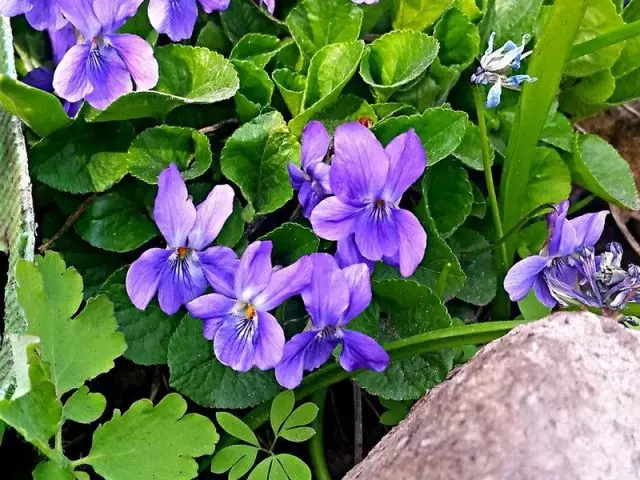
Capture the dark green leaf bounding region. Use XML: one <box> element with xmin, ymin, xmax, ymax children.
<box><xmin>168</xmin><ymin>315</ymin><xmax>280</xmax><ymax>409</ymax></box>
<box><xmin>470</xmin><ymin>182</ymin><xmax>487</xmax><ymax>219</ymax></box>
<box><xmin>518</xmin><ymin>290</ymin><xmax>552</xmax><ymax>320</ymax></box>
<box><xmin>260</xmin><ymin>223</ymin><xmax>319</xmax><ymax>265</ymax></box>
<box><xmin>434</xmin><ymin>8</ymin><xmax>480</xmax><ymax>68</ymax></box>
<box><xmin>523</xmin><ymin>147</ymin><xmax>571</xmax><ymax>213</ymax></box>
<box><xmin>217</xmin><ymin>199</ymin><xmax>246</xmax><ymax>248</ymax></box>
<box><xmin>128</xmin><ymin>126</ymin><xmax>213</xmax><ymax>184</ymax></box>
<box><xmin>220</xmin><ymin>0</ymin><xmax>282</xmax><ymax>43</ymax></box>
<box><xmin>452</xmin><ymin>120</ymin><xmax>493</xmax><ymax>171</ymax></box>
<box><xmin>540</xmin><ymin>112</ymin><xmax>575</xmax><ymax>152</ymax></box>
<box><xmin>449</xmin><ymin>228</ymin><xmax>497</xmax><ymax>306</ymax></box>
<box><xmin>30</xmin><ymin>122</ymin><xmax>135</xmax><ymax>194</ymax></box>
<box><xmin>233</xmin><ymin>60</ymin><xmax>274</xmax><ymax>122</ymax></box>
<box><xmin>100</xmin><ymin>268</ymin><xmax>182</xmax><ymax>365</ymax></box>
<box><xmin>479</xmin><ymin>0</ymin><xmax>543</xmax><ymax>48</ymax></box>
<box><xmin>299</xmin><ymin>94</ymin><xmax>376</xmax><ymax>133</ymax></box>
<box><xmin>196</xmin><ymin>20</ymin><xmax>232</xmax><ymax>54</ymax></box>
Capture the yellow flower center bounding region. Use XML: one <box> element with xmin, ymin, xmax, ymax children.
<box><xmin>177</xmin><ymin>247</ymin><xmax>189</xmax><ymax>259</ymax></box>
<box><xmin>245</xmin><ymin>305</ymin><xmax>256</xmax><ymax>320</ymax></box>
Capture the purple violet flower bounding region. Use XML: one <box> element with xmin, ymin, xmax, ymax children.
<box><xmin>186</xmin><ymin>241</ymin><xmax>312</xmax><ymax>372</ymax></box>
<box><xmin>288</xmin><ymin>121</ymin><xmax>332</xmax><ymax>218</ymax></box>
<box><xmin>0</xmin><ymin>0</ymin><xmax>67</xmax><ymax>31</ymax></box>
<box><xmin>275</xmin><ymin>254</ymin><xmax>388</xmax><ymax>389</ymax></box>
<box><xmin>259</xmin><ymin>0</ymin><xmax>274</xmax><ymax>15</ymax></box>
<box><xmin>503</xmin><ymin>200</ymin><xmax>608</xmax><ymax>307</ymax></box>
<box><xmin>310</xmin><ymin>122</ymin><xmax>427</xmax><ymax>278</ymax></box>
<box><xmin>148</xmin><ymin>0</ymin><xmax>230</xmax><ymax>42</ymax></box>
<box><xmin>126</xmin><ymin>164</ymin><xmax>236</xmax><ymax>315</ymax></box>
<box><xmin>52</xmin><ymin>0</ymin><xmax>159</xmax><ymax>110</ymax></box>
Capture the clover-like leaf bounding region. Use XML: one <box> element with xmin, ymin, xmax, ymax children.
<box><xmin>86</xmin><ymin>393</ymin><xmax>217</xmax><ymax>480</ymax></box>
<box><xmin>128</xmin><ymin>126</ymin><xmax>212</xmax><ymax>184</ymax></box>
<box><xmin>217</xmin><ymin>412</ymin><xmax>260</xmax><ymax>447</ymax></box>
<box><xmin>274</xmin><ymin>400</ymin><xmax>318</xmax><ymax>443</ymax></box>
<box><xmin>29</xmin><ymin>122</ymin><xmax>135</xmax><ymax>194</ymax></box>
<box><xmin>212</xmin><ymin>445</ymin><xmax>259</xmax><ymax>479</ymax></box>
<box><xmin>16</xmin><ymin>252</ymin><xmax>126</xmax><ymax>396</ymax></box>
<box><xmin>86</xmin><ymin>45</ymin><xmax>239</xmax><ymax>123</ymax></box>
<box><xmin>248</xmin><ymin>454</ymin><xmax>311</xmax><ymax>480</ymax></box>
<box><xmin>270</xmin><ymin>390</ymin><xmax>295</xmax><ymax>437</ymax></box>
<box><xmin>63</xmin><ymin>386</ymin><xmax>107</xmax><ymax>424</ymax></box>
<box><xmin>221</xmin><ymin>111</ymin><xmax>300</xmax><ymax>215</ymax></box>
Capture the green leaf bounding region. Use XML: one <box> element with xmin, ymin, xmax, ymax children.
<box><xmin>567</xmin><ymin>134</ymin><xmax>638</xmax><ymax>209</ymax></box>
<box><xmin>287</xmin><ymin>0</ymin><xmax>363</xmax><ymax>60</ymax></box>
<box><xmin>392</xmin><ymin>0</ymin><xmax>454</xmax><ymax>31</ymax></box>
<box><xmin>612</xmin><ymin>2</ymin><xmax>640</xmax><ymax>77</ymax></box>
<box><xmin>211</xmin><ymin>445</ymin><xmax>259</xmax><ymax>478</ymax></box>
<box><xmin>560</xmin><ymin>69</ymin><xmax>616</xmax><ymax>116</ymax></box>
<box><xmin>30</xmin><ymin>122</ymin><xmax>135</xmax><ymax>194</ymax></box>
<box><xmin>33</xmin><ymin>462</ymin><xmax>75</xmax><ymax>480</ymax></box>
<box><xmin>100</xmin><ymin>268</ymin><xmax>182</xmax><ymax>365</ymax></box>
<box><xmin>479</xmin><ymin>0</ymin><xmax>544</xmax><ymax>48</ymax></box>
<box><xmin>87</xmin><ymin>393</ymin><xmax>218</xmax><ymax>480</ymax></box>
<box><xmin>168</xmin><ymin>315</ymin><xmax>280</xmax><ymax>409</ymax></box>
<box><xmin>359</xmin><ymin>30</ymin><xmax>439</xmax><ymax>100</ymax></box>
<box><xmin>248</xmin><ymin>454</ymin><xmax>311</xmax><ymax>480</ymax></box>
<box><xmin>299</xmin><ymin>94</ymin><xmax>377</xmax><ymax>133</ymax></box>
<box><xmin>540</xmin><ymin>112</ymin><xmax>575</xmax><ymax>152</ymax></box>
<box><xmin>278</xmin><ymin>402</ymin><xmax>319</xmax><ymax>440</ymax></box>
<box><xmin>518</xmin><ymin>290</ymin><xmax>552</xmax><ymax>320</ymax></box>
<box><xmin>220</xmin><ymin>0</ymin><xmax>282</xmax><ymax>43</ymax></box>
<box><xmin>16</xmin><ymin>252</ymin><xmax>126</xmax><ymax>396</ymax></box>
<box><xmin>270</xmin><ymin>390</ymin><xmax>295</xmax><ymax>436</ymax></box>
<box><xmin>273</xmin><ymin>68</ymin><xmax>306</xmax><ymax>116</ymax></box>
<box><xmin>470</xmin><ymin>182</ymin><xmax>487</xmax><ymax>219</ymax></box>
<box><xmin>231</xmin><ymin>34</ymin><xmax>290</xmax><ymax>68</ymax></box>
<box><xmin>280</xmin><ymin>426</ymin><xmax>316</xmax><ymax>443</ymax></box>
<box><xmin>452</xmin><ymin>120</ymin><xmax>493</xmax><ymax>171</ymax></box>
<box><xmin>260</xmin><ymin>223</ymin><xmax>319</xmax><ymax>264</ymax></box>
<box><xmin>372</xmin><ymin>107</ymin><xmax>468</xmax><ymax>165</ymax></box>
<box><xmin>63</xmin><ymin>386</ymin><xmax>106</xmax><ymax>424</ymax></box>
<box><xmin>355</xmin><ymin>279</ymin><xmax>454</xmax><ymax>400</ymax></box>
<box><xmin>86</xmin><ymin>45</ymin><xmax>239</xmax><ymax>122</ymax></box>
<box><xmin>290</xmin><ymin>41</ymin><xmax>365</xmax><ymax>135</ymax></box>
<box><xmin>128</xmin><ymin>126</ymin><xmax>213</xmax><ymax>184</ymax></box>
<box><xmin>74</xmin><ymin>192</ymin><xmax>158</xmax><ymax>252</ymax></box>
<box><xmin>379</xmin><ymin>408</ymin><xmax>408</xmax><ymax>426</ymax></box>
<box><xmin>0</xmin><ymin>74</ymin><xmax>70</xmax><ymax>137</ymax></box>
<box><xmin>449</xmin><ymin>228</ymin><xmax>497</xmax><ymax>306</ymax></box>
<box><xmin>565</xmin><ymin>0</ymin><xmax>625</xmax><ymax>77</ymax></box>
<box><xmin>373</xmin><ymin>103</ymin><xmax>419</xmax><ymax>119</ymax></box>
<box><xmin>216</xmin><ymin>412</ymin><xmax>260</xmax><ymax>446</ymax></box>
<box><xmin>120</xmin><ymin>0</ymin><xmax>158</xmax><ymax>45</ymax></box>
<box><xmin>221</xmin><ymin>111</ymin><xmax>300</xmax><ymax>215</ymax></box>
<box><xmin>233</xmin><ymin>60</ymin><xmax>274</xmax><ymax>123</ymax></box>
<box><xmin>523</xmin><ymin>147</ymin><xmax>571</xmax><ymax>213</ymax></box>
<box><xmin>423</xmin><ymin>160</ymin><xmax>473</xmax><ymax>238</ymax></box>
<box><xmin>434</xmin><ymin>8</ymin><xmax>480</xmax><ymax>68</ymax></box>
<box><xmin>0</xmin><ymin>358</ymin><xmax>61</xmax><ymax>446</ymax></box>
<box><xmin>197</xmin><ymin>20</ymin><xmax>232</xmax><ymax>53</ymax></box>
<box><xmin>609</xmin><ymin>66</ymin><xmax>640</xmax><ymax>103</ymax></box>
<box><xmin>216</xmin><ymin>199</ymin><xmax>246</xmax><ymax>248</ymax></box>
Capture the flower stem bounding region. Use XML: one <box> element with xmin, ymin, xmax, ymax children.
<box><xmin>568</xmin><ymin>194</ymin><xmax>596</xmax><ymax>214</ymax></box>
<box><xmin>569</xmin><ymin>19</ymin><xmax>640</xmax><ymax>61</ymax></box>
<box><xmin>436</xmin><ymin>262</ymin><xmax>451</xmax><ymax>299</ymax></box>
<box><xmin>308</xmin><ymin>389</ymin><xmax>331</xmax><ymax>480</ymax></box>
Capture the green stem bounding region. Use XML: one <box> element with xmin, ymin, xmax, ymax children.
<box><xmin>474</xmin><ymin>86</ymin><xmax>509</xmax><ymax>275</ymax></box>
<box><xmin>568</xmin><ymin>194</ymin><xmax>596</xmax><ymax>214</ymax></box>
<box><xmin>569</xmin><ymin>19</ymin><xmax>640</xmax><ymax>61</ymax></box>
<box><xmin>55</xmin><ymin>428</ymin><xmax>63</xmax><ymax>454</ymax></box>
<box><xmin>308</xmin><ymin>389</ymin><xmax>331</xmax><ymax>480</ymax></box>
<box><xmin>436</xmin><ymin>262</ymin><xmax>451</xmax><ymax>299</ymax></box>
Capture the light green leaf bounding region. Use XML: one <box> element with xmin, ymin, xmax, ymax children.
<box><xmin>128</xmin><ymin>126</ymin><xmax>212</xmax><ymax>184</ymax></box>
<box><xmin>392</xmin><ymin>0</ymin><xmax>454</xmax><ymax>31</ymax></box>
<box><xmin>220</xmin><ymin>0</ymin><xmax>282</xmax><ymax>43</ymax></box>
<box><xmin>373</xmin><ymin>103</ymin><xmax>419</xmax><ymax>119</ymax></box>
<box><xmin>423</xmin><ymin>160</ymin><xmax>473</xmax><ymax>238</ymax></box>
<box><xmin>231</xmin><ymin>34</ymin><xmax>290</xmax><ymax>68</ymax></box>
<box><xmin>612</xmin><ymin>2</ymin><xmax>640</xmax><ymax>77</ymax></box>
<box><xmin>565</xmin><ymin>0</ymin><xmax>625</xmax><ymax>77</ymax></box>
<box><xmin>434</xmin><ymin>8</ymin><xmax>480</xmax><ymax>68</ymax></box>
<box><xmin>518</xmin><ymin>290</ymin><xmax>552</xmax><ymax>320</ymax></box>
<box><xmin>359</xmin><ymin>30</ymin><xmax>439</xmax><ymax>100</ymax></box>
<box><xmin>216</xmin><ymin>412</ymin><xmax>260</xmax><ymax>446</ymax></box>
<box><xmin>87</xmin><ymin>393</ymin><xmax>218</xmax><ymax>480</ymax></box>
<box><xmin>272</xmin><ymin>68</ymin><xmax>306</xmax><ymax>116</ymax></box>
<box><xmin>16</xmin><ymin>252</ymin><xmax>126</xmax><ymax>396</ymax></box>
<box><xmin>0</xmin><ymin>358</ymin><xmax>61</xmax><ymax>446</ymax></box>
<box><xmin>233</xmin><ymin>60</ymin><xmax>274</xmax><ymax>123</ymax></box>
<box><xmin>567</xmin><ymin>134</ymin><xmax>638</xmax><ymax>209</ymax></box>
<box><xmin>298</xmin><ymin>94</ymin><xmax>376</xmax><ymax>133</ymax></box>
<box><xmin>479</xmin><ymin>0</ymin><xmax>543</xmax><ymax>48</ymax></box>
<box><xmin>290</xmin><ymin>41</ymin><xmax>365</xmax><ymax>135</ymax></box>
<box><xmin>30</xmin><ymin>122</ymin><xmax>135</xmax><ymax>194</ymax></box>
<box><xmin>609</xmin><ymin>66</ymin><xmax>640</xmax><ymax>103</ymax></box>
<box><xmin>216</xmin><ymin>199</ymin><xmax>246</xmax><ymax>248</ymax></box>
<box><xmin>372</xmin><ymin>107</ymin><xmax>468</xmax><ymax>164</ymax></box>
<box><xmin>221</xmin><ymin>111</ymin><xmax>300</xmax><ymax>215</ymax></box>
<box><xmin>63</xmin><ymin>386</ymin><xmax>106</xmax><ymax>424</ymax></box>
<box><xmin>74</xmin><ymin>192</ymin><xmax>158</xmax><ymax>252</ymax></box>
<box><xmin>452</xmin><ymin>120</ymin><xmax>493</xmax><ymax>171</ymax></box>
<box><xmin>168</xmin><ymin>315</ymin><xmax>280</xmax><ymax>409</ymax></box>
<box><xmin>0</xmin><ymin>74</ymin><xmax>70</xmax><ymax>137</ymax></box>
<box><xmin>280</xmin><ymin>426</ymin><xmax>316</xmax><ymax>443</ymax></box>
<box><xmin>248</xmin><ymin>454</ymin><xmax>311</xmax><ymax>480</ymax></box>
<box><xmin>449</xmin><ymin>228</ymin><xmax>497</xmax><ymax>306</ymax></box>
<box><xmin>86</xmin><ymin>45</ymin><xmax>239</xmax><ymax>122</ymax></box>
<box><xmin>560</xmin><ymin>69</ymin><xmax>616</xmax><ymax>116</ymax></box>
<box><xmin>356</xmin><ymin>279</ymin><xmax>454</xmax><ymax>400</ymax></box>
<box><xmin>260</xmin><ymin>223</ymin><xmax>319</xmax><ymax>264</ymax></box>
<box><xmin>33</xmin><ymin>461</ymin><xmax>75</xmax><ymax>480</ymax></box>
<box><xmin>270</xmin><ymin>390</ymin><xmax>295</xmax><ymax>436</ymax></box>
<box><xmin>279</xmin><ymin>402</ymin><xmax>319</xmax><ymax>439</ymax></box>
<box><xmin>211</xmin><ymin>445</ymin><xmax>259</xmax><ymax>478</ymax></box>
<box><xmin>287</xmin><ymin>0</ymin><xmax>363</xmax><ymax>60</ymax></box>
<box><xmin>196</xmin><ymin>20</ymin><xmax>232</xmax><ymax>53</ymax></box>
<box><xmin>523</xmin><ymin>147</ymin><xmax>571</xmax><ymax>213</ymax></box>
<box><xmin>100</xmin><ymin>268</ymin><xmax>182</xmax><ymax>366</ymax></box>
<box><xmin>540</xmin><ymin>112</ymin><xmax>575</xmax><ymax>152</ymax></box>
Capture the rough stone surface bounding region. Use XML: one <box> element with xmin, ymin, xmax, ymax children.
<box><xmin>344</xmin><ymin>312</ymin><xmax>640</xmax><ymax>480</ymax></box>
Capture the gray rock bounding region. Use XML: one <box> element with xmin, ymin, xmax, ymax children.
<box><xmin>344</xmin><ymin>312</ymin><xmax>640</xmax><ymax>480</ymax></box>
